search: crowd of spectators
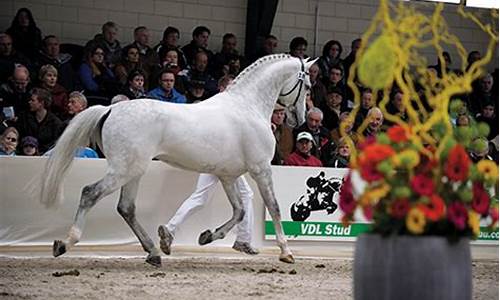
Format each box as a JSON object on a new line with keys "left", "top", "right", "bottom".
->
{"left": 0, "top": 7, "right": 498, "bottom": 167}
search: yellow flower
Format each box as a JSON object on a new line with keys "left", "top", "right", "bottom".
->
{"left": 406, "top": 207, "right": 426, "bottom": 234}
{"left": 468, "top": 210, "right": 480, "bottom": 237}
{"left": 477, "top": 160, "right": 499, "bottom": 182}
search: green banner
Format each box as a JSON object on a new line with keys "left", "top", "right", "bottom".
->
{"left": 265, "top": 221, "right": 498, "bottom": 241}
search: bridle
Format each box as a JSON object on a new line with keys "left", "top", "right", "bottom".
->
{"left": 277, "top": 58, "right": 308, "bottom": 109}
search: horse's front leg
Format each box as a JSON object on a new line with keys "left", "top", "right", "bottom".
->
{"left": 117, "top": 176, "right": 162, "bottom": 267}
{"left": 249, "top": 166, "right": 294, "bottom": 263}
{"left": 198, "top": 176, "right": 244, "bottom": 245}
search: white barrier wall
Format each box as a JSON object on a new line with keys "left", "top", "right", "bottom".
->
{"left": 1, "top": 157, "right": 498, "bottom": 257}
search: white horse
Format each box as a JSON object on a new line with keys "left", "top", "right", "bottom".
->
{"left": 40, "top": 54, "right": 317, "bottom": 267}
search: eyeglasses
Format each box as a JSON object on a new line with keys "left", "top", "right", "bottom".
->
{"left": 5, "top": 137, "right": 17, "bottom": 142}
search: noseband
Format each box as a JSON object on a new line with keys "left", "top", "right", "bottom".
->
{"left": 277, "top": 58, "right": 307, "bottom": 109}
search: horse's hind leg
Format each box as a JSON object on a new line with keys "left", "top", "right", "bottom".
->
{"left": 53, "top": 173, "right": 123, "bottom": 258}
{"left": 198, "top": 177, "right": 244, "bottom": 245}
{"left": 117, "top": 176, "right": 162, "bottom": 267}
{"left": 249, "top": 167, "right": 294, "bottom": 263}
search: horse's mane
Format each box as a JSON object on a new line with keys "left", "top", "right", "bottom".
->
{"left": 226, "top": 53, "right": 293, "bottom": 92}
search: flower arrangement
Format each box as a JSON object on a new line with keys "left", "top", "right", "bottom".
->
{"left": 339, "top": 0, "right": 499, "bottom": 239}
{"left": 339, "top": 120, "right": 499, "bottom": 238}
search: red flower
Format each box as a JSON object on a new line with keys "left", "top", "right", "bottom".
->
{"left": 472, "top": 182, "right": 490, "bottom": 216}
{"left": 490, "top": 207, "right": 499, "bottom": 226}
{"left": 387, "top": 125, "right": 410, "bottom": 143}
{"left": 447, "top": 202, "right": 468, "bottom": 230}
{"left": 418, "top": 194, "right": 446, "bottom": 221}
{"left": 363, "top": 206, "right": 373, "bottom": 220}
{"left": 339, "top": 174, "right": 356, "bottom": 215}
{"left": 445, "top": 144, "right": 471, "bottom": 182}
{"left": 357, "top": 136, "right": 376, "bottom": 150}
{"left": 390, "top": 198, "right": 410, "bottom": 219}
{"left": 358, "top": 144, "right": 395, "bottom": 182}
{"left": 363, "top": 144, "right": 396, "bottom": 162}
{"left": 360, "top": 162, "right": 384, "bottom": 182}
{"left": 410, "top": 174, "right": 435, "bottom": 196}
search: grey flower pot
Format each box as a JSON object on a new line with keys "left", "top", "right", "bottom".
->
{"left": 354, "top": 234, "right": 472, "bottom": 300}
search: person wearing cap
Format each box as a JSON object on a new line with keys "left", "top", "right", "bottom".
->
{"left": 284, "top": 131, "right": 323, "bottom": 167}
{"left": 271, "top": 102, "right": 294, "bottom": 165}
{"left": 20, "top": 135, "right": 39, "bottom": 156}
{"left": 147, "top": 69, "right": 186, "bottom": 104}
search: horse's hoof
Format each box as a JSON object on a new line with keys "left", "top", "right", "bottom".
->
{"left": 158, "top": 225, "right": 173, "bottom": 255}
{"left": 198, "top": 230, "right": 213, "bottom": 245}
{"left": 53, "top": 240, "right": 66, "bottom": 257}
{"left": 279, "top": 254, "right": 295, "bottom": 264}
{"left": 146, "top": 254, "right": 162, "bottom": 267}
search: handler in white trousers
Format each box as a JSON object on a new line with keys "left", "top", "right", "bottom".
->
{"left": 158, "top": 173, "right": 259, "bottom": 255}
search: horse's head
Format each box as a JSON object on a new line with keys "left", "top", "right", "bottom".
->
{"left": 278, "top": 57, "right": 319, "bottom": 127}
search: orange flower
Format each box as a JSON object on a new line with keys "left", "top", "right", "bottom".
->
{"left": 387, "top": 125, "right": 410, "bottom": 143}
{"left": 363, "top": 144, "right": 396, "bottom": 162}
{"left": 417, "top": 194, "right": 446, "bottom": 221}
{"left": 445, "top": 144, "right": 471, "bottom": 182}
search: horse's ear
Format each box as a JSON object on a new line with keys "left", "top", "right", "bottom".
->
{"left": 305, "top": 57, "right": 319, "bottom": 69}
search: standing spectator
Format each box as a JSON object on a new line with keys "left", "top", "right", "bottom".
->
{"left": 121, "top": 69, "right": 147, "bottom": 100}
{"left": 293, "top": 107, "right": 335, "bottom": 164}
{"left": 20, "top": 135, "right": 39, "bottom": 156}
{"left": 284, "top": 132, "right": 323, "bottom": 167}
{"left": 153, "top": 26, "right": 187, "bottom": 69}
{"left": 0, "top": 32, "right": 31, "bottom": 83}
{"left": 36, "top": 35, "right": 77, "bottom": 91}
{"left": 181, "top": 26, "right": 214, "bottom": 67}
{"left": 0, "top": 64, "right": 32, "bottom": 115}
{"left": 78, "top": 45, "right": 119, "bottom": 100}
{"left": 6, "top": 8, "right": 43, "bottom": 60}
{"left": 0, "top": 127, "right": 19, "bottom": 156}
{"left": 15, "top": 87, "right": 63, "bottom": 153}
{"left": 271, "top": 103, "right": 294, "bottom": 165}
{"left": 309, "top": 63, "right": 327, "bottom": 108}
{"left": 317, "top": 40, "right": 343, "bottom": 80}
{"left": 86, "top": 21, "right": 122, "bottom": 69}
{"left": 128, "top": 26, "right": 158, "bottom": 73}
{"left": 148, "top": 69, "right": 186, "bottom": 103}
{"left": 289, "top": 37, "right": 308, "bottom": 59}
{"left": 114, "top": 44, "right": 147, "bottom": 88}
{"left": 212, "top": 33, "right": 244, "bottom": 79}
{"left": 343, "top": 38, "right": 361, "bottom": 81}
{"left": 38, "top": 64, "right": 69, "bottom": 120}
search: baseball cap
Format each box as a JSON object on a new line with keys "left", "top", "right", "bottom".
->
{"left": 296, "top": 131, "right": 314, "bottom": 144}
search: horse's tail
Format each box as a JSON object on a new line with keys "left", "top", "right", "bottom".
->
{"left": 40, "top": 105, "right": 111, "bottom": 208}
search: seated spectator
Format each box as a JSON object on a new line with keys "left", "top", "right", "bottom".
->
{"left": 428, "top": 51, "right": 452, "bottom": 78}
{"left": 467, "top": 73, "right": 497, "bottom": 117}
{"left": 289, "top": 36, "right": 308, "bottom": 59}
{"left": 15, "top": 87, "right": 63, "bottom": 153}
{"left": 178, "top": 50, "right": 218, "bottom": 96}
{"left": 253, "top": 34, "right": 278, "bottom": 62}
{"left": 363, "top": 107, "right": 384, "bottom": 138}
{"left": 114, "top": 44, "right": 147, "bottom": 88}
{"left": 65, "top": 91, "right": 88, "bottom": 125}
{"left": 325, "top": 136, "right": 351, "bottom": 168}
{"left": 37, "top": 64, "right": 69, "bottom": 120}
{"left": 36, "top": 35, "right": 77, "bottom": 91}
{"left": 111, "top": 94, "right": 130, "bottom": 104}
{"left": 320, "top": 86, "right": 347, "bottom": 131}
{"left": 323, "top": 64, "right": 347, "bottom": 104}
{"left": 20, "top": 135, "right": 39, "bottom": 156}
{"left": 126, "top": 26, "right": 158, "bottom": 75}
{"left": 466, "top": 50, "right": 481, "bottom": 71}
{"left": 0, "top": 32, "right": 31, "bottom": 83}
{"left": 217, "top": 74, "right": 235, "bottom": 93}
{"left": 181, "top": 26, "right": 214, "bottom": 68}
{"left": 309, "top": 63, "right": 327, "bottom": 108}
{"left": 212, "top": 33, "right": 245, "bottom": 79}
{"left": 185, "top": 78, "right": 209, "bottom": 103}
{"left": 455, "top": 113, "right": 472, "bottom": 127}
{"left": 475, "top": 101, "right": 498, "bottom": 140}
{"left": 343, "top": 38, "right": 361, "bottom": 82}
{"left": 469, "top": 137, "right": 494, "bottom": 163}
{"left": 148, "top": 69, "right": 186, "bottom": 103}
{"left": 75, "top": 146, "right": 99, "bottom": 158}
{"left": 78, "top": 45, "right": 119, "bottom": 99}
{"left": 271, "top": 103, "right": 294, "bottom": 165}
{"left": 293, "top": 107, "right": 335, "bottom": 164}
{"left": 331, "top": 111, "right": 361, "bottom": 147}
{"left": 121, "top": 69, "right": 147, "bottom": 100}
{"left": 150, "top": 48, "right": 185, "bottom": 92}
{"left": 284, "top": 131, "right": 323, "bottom": 167}
{"left": 318, "top": 40, "right": 343, "bottom": 80}
{"left": 6, "top": 8, "right": 43, "bottom": 60}
{"left": 85, "top": 21, "right": 122, "bottom": 69}
{"left": 385, "top": 88, "right": 408, "bottom": 127}
{"left": 0, "top": 126, "right": 19, "bottom": 156}
{"left": 0, "top": 64, "right": 32, "bottom": 115}
{"left": 354, "top": 88, "right": 374, "bottom": 130}
{"left": 154, "top": 26, "right": 187, "bottom": 69}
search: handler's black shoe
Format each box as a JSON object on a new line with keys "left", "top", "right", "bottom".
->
{"left": 232, "top": 241, "right": 259, "bottom": 255}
